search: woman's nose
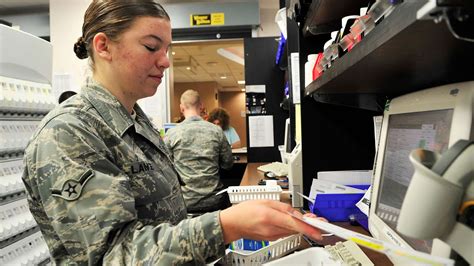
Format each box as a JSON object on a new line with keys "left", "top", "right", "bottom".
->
{"left": 157, "top": 51, "right": 170, "bottom": 69}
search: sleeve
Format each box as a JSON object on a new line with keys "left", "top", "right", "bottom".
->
{"left": 163, "top": 129, "right": 174, "bottom": 154}
{"left": 219, "top": 130, "right": 234, "bottom": 170}
{"left": 24, "top": 114, "right": 225, "bottom": 265}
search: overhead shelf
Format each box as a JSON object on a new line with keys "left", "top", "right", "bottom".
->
{"left": 302, "top": 0, "right": 370, "bottom": 36}
{"left": 304, "top": 1, "right": 474, "bottom": 98}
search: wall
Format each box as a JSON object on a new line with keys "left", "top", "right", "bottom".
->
{"left": 172, "top": 82, "right": 219, "bottom": 122}
{"left": 1, "top": 12, "right": 50, "bottom": 37}
{"left": 256, "top": 0, "right": 281, "bottom": 37}
{"left": 49, "top": 0, "right": 90, "bottom": 92}
{"left": 218, "top": 91, "right": 247, "bottom": 147}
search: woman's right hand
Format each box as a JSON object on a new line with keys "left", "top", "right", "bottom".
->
{"left": 219, "top": 200, "right": 323, "bottom": 244}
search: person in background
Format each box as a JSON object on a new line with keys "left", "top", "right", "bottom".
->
{"left": 21, "top": 0, "right": 322, "bottom": 264}
{"left": 200, "top": 106, "right": 209, "bottom": 120}
{"left": 208, "top": 107, "right": 241, "bottom": 148}
{"left": 164, "top": 90, "right": 232, "bottom": 213}
{"left": 58, "top": 90, "right": 77, "bottom": 104}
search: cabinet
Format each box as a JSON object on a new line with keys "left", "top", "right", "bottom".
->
{"left": 285, "top": 0, "right": 474, "bottom": 202}
{"left": 0, "top": 24, "right": 54, "bottom": 265}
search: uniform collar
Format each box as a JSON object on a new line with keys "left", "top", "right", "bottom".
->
{"left": 82, "top": 78, "right": 137, "bottom": 136}
{"left": 183, "top": 115, "right": 203, "bottom": 123}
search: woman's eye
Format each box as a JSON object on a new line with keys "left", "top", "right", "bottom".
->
{"left": 144, "top": 45, "right": 156, "bottom": 52}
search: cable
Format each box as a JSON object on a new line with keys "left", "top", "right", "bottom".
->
{"left": 444, "top": 9, "right": 474, "bottom": 43}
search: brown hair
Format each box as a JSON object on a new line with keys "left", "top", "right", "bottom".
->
{"left": 74, "top": 0, "right": 170, "bottom": 66}
{"left": 208, "top": 107, "right": 230, "bottom": 130}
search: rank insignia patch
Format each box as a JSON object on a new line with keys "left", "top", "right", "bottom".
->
{"left": 51, "top": 169, "right": 95, "bottom": 201}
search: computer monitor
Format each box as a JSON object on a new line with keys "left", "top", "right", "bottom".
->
{"left": 369, "top": 81, "right": 473, "bottom": 263}
{"left": 163, "top": 123, "right": 177, "bottom": 133}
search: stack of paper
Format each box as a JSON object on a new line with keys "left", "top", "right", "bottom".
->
{"left": 308, "top": 179, "right": 367, "bottom": 204}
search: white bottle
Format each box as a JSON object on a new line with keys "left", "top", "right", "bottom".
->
{"left": 305, "top": 54, "right": 318, "bottom": 88}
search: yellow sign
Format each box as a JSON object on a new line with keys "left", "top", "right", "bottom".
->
{"left": 190, "top": 13, "right": 225, "bottom": 26}
{"left": 211, "top": 13, "right": 225, "bottom": 25}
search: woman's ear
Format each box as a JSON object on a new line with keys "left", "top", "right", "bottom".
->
{"left": 92, "top": 32, "right": 112, "bottom": 61}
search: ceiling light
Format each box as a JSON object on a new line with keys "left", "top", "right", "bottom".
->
{"left": 241, "top": 89, "right": 245, "bottom": 92}
{"left": 237, "top": 80, "right": 245, "bottom": 85}
{"left": 217, "top": 47, "right": 244, "bottom": 65}
{"left": 172, "top": 51, "right": 176, "bottom": 55}
{"left": 220, "top": 76, "right": 227, "bottom": 79}
{"left": 206, "top": 61, "right": 218, "bottom": 67}
{"left": 186, "top": 67, "right": 191, "bottom": 70}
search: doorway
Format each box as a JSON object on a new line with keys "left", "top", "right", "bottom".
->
{"left": 170, "top": 39, "right": 247, "bottom": 147}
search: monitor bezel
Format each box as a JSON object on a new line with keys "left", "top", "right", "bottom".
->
{"left": 368, "top": 81, "right": 474, "bottom": 262}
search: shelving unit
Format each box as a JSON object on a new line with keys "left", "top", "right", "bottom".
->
{"left": 0, "top": 24, "right": 53, "bottom": 265}
{"left": 302, "top": 0, "right": 369, "bottom": 36}
{"left": 285, "top": 0, "right": 474, "bottom": 205}
{"left": 305, "top": 1, "right": 474, "bottom": 99}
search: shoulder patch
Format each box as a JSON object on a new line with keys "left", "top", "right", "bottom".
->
{"left": 51, "top": 169, "right": 95, "bottom": 201}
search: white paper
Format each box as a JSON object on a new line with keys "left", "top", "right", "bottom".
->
{"left": 293, "top": 215, "right": 454, "bottom": 266}
{"left": 290, "top": 53, "right": 300, "bottom": 104}
{"left": 317, "top": 170, "right": 372, "bottom": 185}
{"left": 248, "top": 115, "right": 274, "bottom": 147}
{"left": 231, "top": 147, "right": 247, "bottom": 154}
{"left": 356, "top": 187, "right": 371, "bottom": 216}
{"left": 308, "top": 179, "right": 366, "bottom": 203}
{"left": 311, "top": 179, "right": 366, "bottom": 194}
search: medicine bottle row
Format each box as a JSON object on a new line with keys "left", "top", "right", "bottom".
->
{"left": 0, "top": 76, "right": 55, "bottom": 113}
{"left": 0, "top": 231, "right": 49, "bottom": 266}
{"left": 0, "top": 198, "right": 37, "bottom": 242}
{"left": 0, "top": 158, "right": 24, "bottom": 197}
{"left": 0, "top": 120, "right": 40, "bottom": 153}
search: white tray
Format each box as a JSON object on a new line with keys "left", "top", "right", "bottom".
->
{"left": 221, "top": 234, "right": 302, "bottom": 266}
{"left": 227, "top": 185, "right": 282, "bottom": 204}
{"left": 263, "top": 247, "right": 339, "bottom": 265}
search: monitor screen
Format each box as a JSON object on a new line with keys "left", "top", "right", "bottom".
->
{"left": 163, "top": 123, "right": 177, "bottom": 133}
{"left": 375, "top": 109, "right": 454, "bottom": 253}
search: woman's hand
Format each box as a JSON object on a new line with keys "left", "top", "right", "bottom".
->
{"left": 219, "top": 200, "right": 323, "bottom": 244}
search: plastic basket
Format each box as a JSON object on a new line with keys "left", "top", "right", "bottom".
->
{"left": 227, "top": 185, "right": 282, "bottom": 204}
{"left": 309, "top": 185, "right": 370, "bottom": 222}
{"left": 264, "top": 247, "right": 337, "bottom": 265}
{"left": 221, "top": 234, "right": 302, "bottom": 266}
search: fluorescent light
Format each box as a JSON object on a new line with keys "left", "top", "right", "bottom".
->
{"left": 237, "top": 80, "right": 245, "bottom": 85}
{"left": 220, "top": 76, "right": 227, "bottom": 79}
{"left": 217, "top": 48, "right": 244, "bottom": 65}
{"left": 186, "top": 67, "right": 191, "bottom": 70}
{"left": 241, "top": 89, "right": 245, "bottom": 92}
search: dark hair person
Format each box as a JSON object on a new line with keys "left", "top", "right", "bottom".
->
{"left": 209, "top": 107, "right": 241, "bottom": 148}
{"left": 58, "top": 90, "right": 77, "bottom": 104}
{"left": 22, "top": 0, "right": 322, "bottom": 264}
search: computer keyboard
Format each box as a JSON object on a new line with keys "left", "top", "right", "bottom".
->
{"left": 324, "top": 240, "right": 374, "bottom": 266}
{"left": 257, "top": 162, "right": 288, "bottom": 177}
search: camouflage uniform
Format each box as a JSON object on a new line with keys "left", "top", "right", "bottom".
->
{"left": 22, "top": 79, "right": 225, "bottom": 265}
{"left": 164, "top": 116, "right": 233, "bottom": 212}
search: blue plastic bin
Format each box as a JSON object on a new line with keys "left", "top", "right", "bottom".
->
{"left": 308, "top": 185, "right": 369, "bottom": 222}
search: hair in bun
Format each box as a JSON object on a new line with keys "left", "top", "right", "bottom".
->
{"left": 73, "top": 37, "right": 88, "bottom": 59}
